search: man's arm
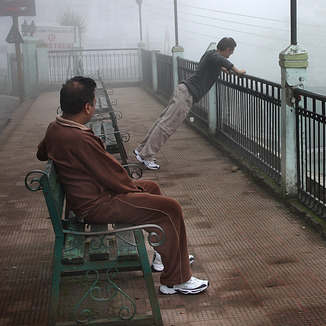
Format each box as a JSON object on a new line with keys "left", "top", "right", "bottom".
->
{"left": 78, "top": 134, "right": 141, "bottom": 194}
{"left": 37, "top": 139, "right": 48, "bottom": 161}
{"left": 221, "top": 66, "right": 246, "bottom": 75}
{"left": 231, "top": 66, "right": 246, "bottom": 75}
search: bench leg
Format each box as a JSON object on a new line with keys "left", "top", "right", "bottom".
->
{"left": 48, "top": 239, "right": 63, "bottom": 326}
{"left": 133, "top": 229, "right": 163, "bottom": 326}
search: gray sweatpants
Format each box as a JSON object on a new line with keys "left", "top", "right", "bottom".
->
{"left": 136, "top": 83, "right": 193, "bottom": 161}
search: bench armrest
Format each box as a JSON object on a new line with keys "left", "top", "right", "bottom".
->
{"left": 64, "top": 223, "right": 165, "bottom": 248}
{"left": 92, "top": 110, "right": 122, "bottom": 120}
{"left": 99, "top": 130, "right": 130, "bottom": 143}
{"left": 25, "top": 169, "right": 46, "bottom": 191}
{"left": 122, "top": 164, "right": 142, "bottom": 180}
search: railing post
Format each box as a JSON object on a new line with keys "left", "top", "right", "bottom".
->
{"left": 138, "top": 42, "right": 145, "bottom": 82}
{"left": 172, "top": 45, "right": 184, "bottom": 88}
{"left": 21, "top": 37, "right": 39, "bottom": 97}
{"left": 208, "top": 86, "right": 217, "bottom": 136}
{"left": 151, "top": 50, "right": 158, "bottom": 93}
{"left": 206, "top": 42, "right": 217, "bottom": 136}
{"left": 36, "top": 42, "right": 49, "bottom": 92}
{"left": 279, "top": 44, "right": 308, "bottom": 197}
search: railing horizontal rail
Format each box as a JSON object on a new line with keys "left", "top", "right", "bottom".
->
{"left": 48, "top": 48, "right": 140, "bottom": 85}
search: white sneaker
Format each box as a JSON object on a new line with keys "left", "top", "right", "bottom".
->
{"left": 134, "top": 149, "right": 157, "bottom": 163}
{"left": 159, "top": 276, "right": 209, "bottom": 295}
{"left": 136, "top": 154, "right": 160, "bottom": 170}
{"left": 152, "top": 251, "right": 195, "bottom": 272}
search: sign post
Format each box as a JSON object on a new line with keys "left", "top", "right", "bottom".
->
{"left": 1, "top": 0, "right": 36, "bottom": 103}
{"left": 8, "top": 16, "right": 25, "bottom": 102}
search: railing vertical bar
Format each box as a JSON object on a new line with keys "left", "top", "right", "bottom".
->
{"left": 312, "top": 98, "right": 316, "bottom": 200}
{"left": 307, "top": 96, "right": 312, "bottom": 197}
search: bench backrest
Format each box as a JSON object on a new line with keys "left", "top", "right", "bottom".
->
{"left": 40, "top": 160, "right": 65, "bottom": 237}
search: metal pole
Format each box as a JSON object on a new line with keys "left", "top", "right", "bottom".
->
{"left": 174, "top": 0, "right": 179, "bottom": 46}
{"left": 136, "top": 0, "right": 143, "bottom": 42}
{"left": 290, "top": 0, "right": 297, "bottom": 45}
{"left": 139, "top": 4, "right": 143, "bottom": 41}
{"left": 13, "top": 16, "right": 25, "bottom": 103}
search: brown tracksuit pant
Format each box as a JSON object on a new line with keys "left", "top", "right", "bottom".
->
{"left": 85, "top": 179, "right": 192, "bottom": 286}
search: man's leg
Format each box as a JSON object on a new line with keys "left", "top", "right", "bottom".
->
{"left": 137, "top": 84, "right": 193, "bottom": 161}
{"left": 86, "top": 189, "right": 192, "bottom": 285}
{"left": 135, "top": 111, "right": 168, "bottom": 155}
{"left": 135, "top": 87, "right": 178, "bottom": 155}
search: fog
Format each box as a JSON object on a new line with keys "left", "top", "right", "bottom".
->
{"left": 0, "top": 0, "right": 325, "bottom": 90}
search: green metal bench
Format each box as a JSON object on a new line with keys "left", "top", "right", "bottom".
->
{"left": 88, "top": 116, "right": 130, "bottom": 165}
{"left": 93, "top": 75, "right": 129, "bottom": 165}
{"left": 25, "top": 160, "right": 164, "bottom": 326}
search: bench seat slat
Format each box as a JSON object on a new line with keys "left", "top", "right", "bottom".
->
{"left": 115, "top": 223, "right": 139, "bottom": 260}
{"left": 102, "top": 120, "right": 116, "bottom": 146}
{"left": 89, "top": 224, "right": 110, "bottom": 261}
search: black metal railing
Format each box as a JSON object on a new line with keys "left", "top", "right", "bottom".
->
{"left": 295, "top": 88, "right": 326, "bottom": 218}
{"left": 141, "top": 48, "right": 152, "bottom": 88}
{"left": 49, "top": 48, "right": 140, "bottom": 84}
{"left": 156, "top": 53, "right": 173, "bottom": 100}
{"left": 178, "top": 58, "right": 282, "bottom": 182}
{"left": 216, "top": 73, "right": 282, "bottom": 183}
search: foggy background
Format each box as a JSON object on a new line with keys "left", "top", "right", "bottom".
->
{"left": 0, "top": 0, "right": 325, "bottom": 92}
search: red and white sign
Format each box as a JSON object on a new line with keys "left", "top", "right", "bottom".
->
{"left": 0, "top": 0, "right": 36, "bottom": 17}
{"left": 34, "top": 26, "right": 76, "bottom": 50}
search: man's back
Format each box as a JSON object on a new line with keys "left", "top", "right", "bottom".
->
{"left": 37, "top": 117, "right": 139, "bottom": 218}
{"left": 182, "top": 50, "right": 233, "bottom": 103}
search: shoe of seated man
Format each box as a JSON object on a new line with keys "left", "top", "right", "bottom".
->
{"left": 133, "top": 149, "right": 157, "bottom": 163}
{"left": 136, "top": 154, "right": 160, "bottom": 170}
{"left": 152, "top": 251, "right": 195, "bottom": 273}
{"left": 160, "top": 276, "right": 209, "bottom": 295}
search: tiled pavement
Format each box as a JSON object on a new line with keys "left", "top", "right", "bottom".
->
{"left": 1, "top": 87, "right": 326, "bottom": 326}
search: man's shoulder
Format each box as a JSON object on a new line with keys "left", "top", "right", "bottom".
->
{"left": 49, "top": 121, "right": 94, "bottom": 141}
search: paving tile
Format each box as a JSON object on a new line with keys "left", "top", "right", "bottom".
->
{"left": 1, "top": 87, "right": 326, "bottom": 325}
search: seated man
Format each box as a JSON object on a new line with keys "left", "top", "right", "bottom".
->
{"left": 36, "top": 76, "right": 209, "bottom": 295}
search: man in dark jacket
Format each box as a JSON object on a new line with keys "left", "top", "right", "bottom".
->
{"left": 134, "top": 37, "right": 246, "bottom": 170}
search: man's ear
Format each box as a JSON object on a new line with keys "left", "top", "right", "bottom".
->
{"left": 84, "top": 103, "right": 92, "bottom": 115}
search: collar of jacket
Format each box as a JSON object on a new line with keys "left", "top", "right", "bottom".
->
{"left": 56, "top": 115, "right": 91, "bottom": 131}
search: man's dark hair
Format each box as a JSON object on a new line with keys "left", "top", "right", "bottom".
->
{"left": 60, "top": 76, "right": 97, "bottom": 114}
{"left": 217, "top": 37, "right": 237, "bottom": 52}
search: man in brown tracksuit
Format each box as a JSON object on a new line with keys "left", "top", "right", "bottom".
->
{"left": 36, "top": 76, "right": 208, "bottom": 295}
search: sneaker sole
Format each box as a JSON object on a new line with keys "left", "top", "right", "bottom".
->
{"left": 159, "top": 286, "right": 178, "bottom": 295}
{"left": 144, "top": 163, "right": 160, "bottom": 170}
{"left": 134, "top": 150, "right": 157, "bottom": 163}
{"left": 136, "top": 154, "right": 160, "bottom": 169}
{"left": 159, "top": 282, "right": 209, "bottom": 295}
{"left": 151, "top": 265, "right": 164, "bottom": 273}
{"left": 177, "top": 282, "right": 209, "bottom": 295}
